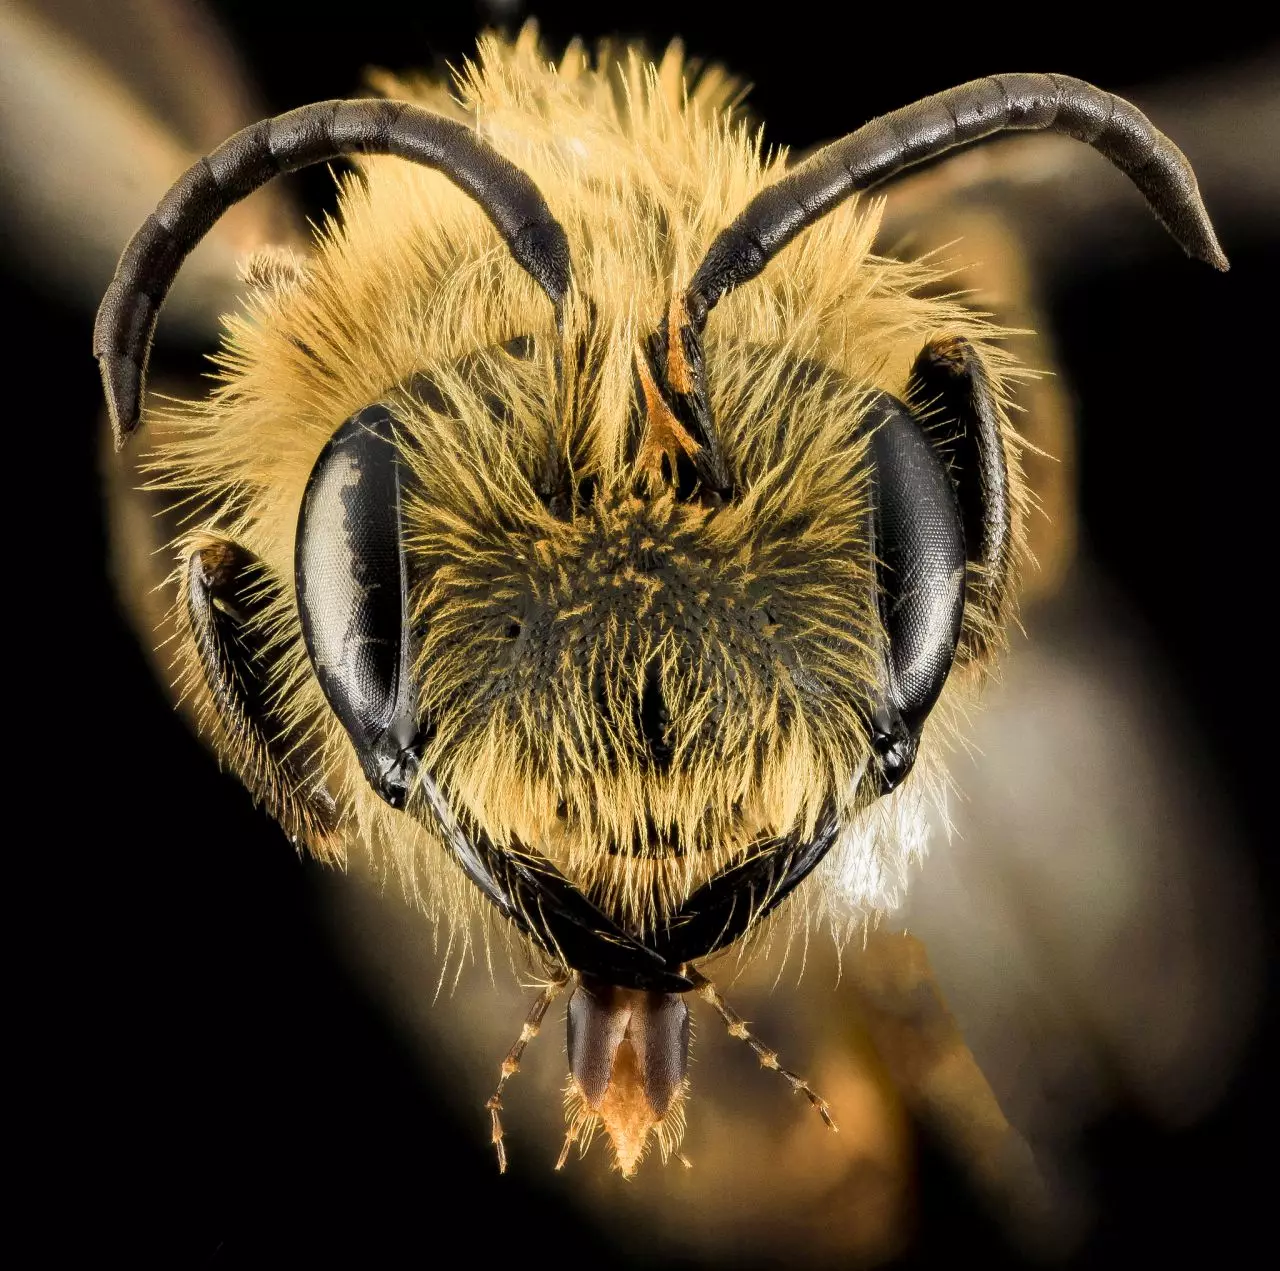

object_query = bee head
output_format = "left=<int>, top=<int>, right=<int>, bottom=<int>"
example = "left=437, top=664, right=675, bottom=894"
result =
left=139, top=46, right=998, bottom=938
left=100, top=31, right=1226, bottom=1176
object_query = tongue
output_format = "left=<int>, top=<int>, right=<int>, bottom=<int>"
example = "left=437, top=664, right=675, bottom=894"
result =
left=565, top=977, right=691, bottom=1176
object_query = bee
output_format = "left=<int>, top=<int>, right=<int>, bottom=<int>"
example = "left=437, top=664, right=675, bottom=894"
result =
left=91, top=28, right=1225, bottom=1178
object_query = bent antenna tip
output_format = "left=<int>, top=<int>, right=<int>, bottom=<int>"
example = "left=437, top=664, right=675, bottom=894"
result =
left=98, top=354, right=142, bottom=449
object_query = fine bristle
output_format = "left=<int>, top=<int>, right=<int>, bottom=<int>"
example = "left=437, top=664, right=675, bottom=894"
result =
left=560, top=1069, right=690, bottom=1178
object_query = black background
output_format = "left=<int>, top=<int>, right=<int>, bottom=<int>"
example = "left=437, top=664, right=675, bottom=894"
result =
left=15, top=3, right=1276, bottom=1265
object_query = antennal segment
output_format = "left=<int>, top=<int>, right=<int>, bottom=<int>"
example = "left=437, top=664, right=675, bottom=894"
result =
left=95, top=98, right=572, bottom=445
left=689, top=73, right=1227, bottom=319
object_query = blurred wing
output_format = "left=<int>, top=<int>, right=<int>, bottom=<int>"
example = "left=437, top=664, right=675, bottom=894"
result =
left=0, top=0, right=303, bottom=691
left=898, top=577, right=1260, bottom=1143
left=0, top=0, right=295, bottom=337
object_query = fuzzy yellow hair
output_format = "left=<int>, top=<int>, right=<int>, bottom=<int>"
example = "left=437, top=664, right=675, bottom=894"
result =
left=147, top=25, right=1027, bottom=942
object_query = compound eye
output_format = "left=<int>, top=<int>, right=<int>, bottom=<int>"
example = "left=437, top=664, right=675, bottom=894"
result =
left=295, top=404, right=422, bottom=807
left=864, top=392, right=967, bottom=793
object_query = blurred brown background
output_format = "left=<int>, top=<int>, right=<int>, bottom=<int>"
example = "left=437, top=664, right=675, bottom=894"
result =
left=5, top=1, right=1276, bottom=1264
